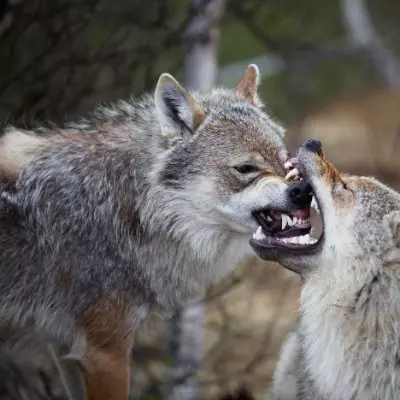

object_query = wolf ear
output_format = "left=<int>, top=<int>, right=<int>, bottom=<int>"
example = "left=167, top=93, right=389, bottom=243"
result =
left=155, top=73, right=206, bottom=139
left=236, top=64, right=262, bottom=106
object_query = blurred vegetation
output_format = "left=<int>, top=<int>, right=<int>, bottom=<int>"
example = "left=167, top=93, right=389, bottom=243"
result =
left=0, top=0, right=399, bottom=126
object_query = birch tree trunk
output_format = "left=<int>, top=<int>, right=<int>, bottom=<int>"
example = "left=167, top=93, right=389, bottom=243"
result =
left=164, top=1, right=226, bottom=399
left=341, top=0, right=400, bottom=89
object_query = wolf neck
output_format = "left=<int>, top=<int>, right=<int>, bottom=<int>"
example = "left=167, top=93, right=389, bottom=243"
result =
left=300, top=261, right=400, bottom=399
left=139, top=184, right=252, bottom=309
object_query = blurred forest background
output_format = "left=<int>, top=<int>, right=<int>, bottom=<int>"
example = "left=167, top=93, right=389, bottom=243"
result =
left=1, top=0, right=400, bottom=399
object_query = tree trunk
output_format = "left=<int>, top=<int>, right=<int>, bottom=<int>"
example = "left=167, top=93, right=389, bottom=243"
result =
left=164, top=1, right=226, bottom=399
left=341, top=0, right=400, bottom=89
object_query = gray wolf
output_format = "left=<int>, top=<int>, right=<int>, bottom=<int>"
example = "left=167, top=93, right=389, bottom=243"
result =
left=0, top=65, right=311, bottom=399
left=251, top=139, right=400, bottom=399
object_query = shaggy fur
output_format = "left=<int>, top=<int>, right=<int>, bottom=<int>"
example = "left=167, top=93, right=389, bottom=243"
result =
left=258, top=141, right=400, bottom=400
left=0, top=329, right=85, bottom=400
left=0, top=65, right=293, bottom=399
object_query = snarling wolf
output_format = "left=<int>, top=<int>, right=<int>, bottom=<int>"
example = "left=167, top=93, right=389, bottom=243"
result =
left=252, top=139, right=400, bottom=400
left=0, top=65, right=312, bottom=399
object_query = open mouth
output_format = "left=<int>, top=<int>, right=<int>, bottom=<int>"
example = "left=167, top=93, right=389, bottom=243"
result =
left=250, top=160, right=324, bottom=253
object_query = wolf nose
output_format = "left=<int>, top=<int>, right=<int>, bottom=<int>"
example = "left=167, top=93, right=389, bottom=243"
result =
left=287, top=180, right=313, bottom=209
left=303, top=139, right=322, bottom=154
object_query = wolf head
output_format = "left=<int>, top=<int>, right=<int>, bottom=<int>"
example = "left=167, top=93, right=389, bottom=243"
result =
left=251, top=138, right=400, bottom=278
left=0, top=65, right=309, bottom=280
left=151, top=65, right=308, bottom=247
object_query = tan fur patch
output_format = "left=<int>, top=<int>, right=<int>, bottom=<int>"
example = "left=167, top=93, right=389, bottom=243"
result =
left=81, top=345, right=131, bottom=400
left=350, top=178, right=376, bottom=190
left=323, top=161, right=341, bottom=185
left=188, top=96, right=206, bottom=128
left=0, top=128, right=47, bottom=180
left=81, top=297, right=132, bottom=349
left=80, top=298, right=134, bottom=400
left=236, top=65, right=259, bottom=104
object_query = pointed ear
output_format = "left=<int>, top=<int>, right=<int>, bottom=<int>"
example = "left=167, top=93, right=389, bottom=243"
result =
left=155, top=73, right=206, bottom=139
left=236, top=64, right=262, bottom=106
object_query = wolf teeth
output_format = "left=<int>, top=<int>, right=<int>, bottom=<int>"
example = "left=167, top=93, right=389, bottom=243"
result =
left=281, top=214, right=288, bottom=230
left=278, top=234, right=317, bottom=245
left=284, top=160, right=293, bottom=170
left=311, top=196, right=319, bottom=214
left=287, top=216, right=294, bottom=227
left=253, top=226, right=266, bottom=240
left=300, top=235, right=310, bottom=244
left=285, top=168, right=299, bottom=181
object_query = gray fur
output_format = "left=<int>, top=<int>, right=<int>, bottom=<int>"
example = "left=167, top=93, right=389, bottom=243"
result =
left=268, top=145, right=400, bottom=399
left=0, top=69, right=290, bottom=362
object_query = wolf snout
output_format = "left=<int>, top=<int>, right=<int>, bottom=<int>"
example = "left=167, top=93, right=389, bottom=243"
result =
left=303, top=139, right=322, bottom=154
left=287, top=180, right=313, bottom=209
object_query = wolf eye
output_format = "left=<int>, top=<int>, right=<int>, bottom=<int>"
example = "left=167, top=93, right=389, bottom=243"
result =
left=341, top=181, right=351, bottom=191
left=233, top=165, right=260, bottom=174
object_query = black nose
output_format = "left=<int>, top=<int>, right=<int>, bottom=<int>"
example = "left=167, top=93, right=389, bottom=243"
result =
left=287, top=180, right=313, bottom=208
left=303, top=139, right=322, bottom=154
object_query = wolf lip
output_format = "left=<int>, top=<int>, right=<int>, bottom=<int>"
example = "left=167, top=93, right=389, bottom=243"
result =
left=251, top=158, right=323, bottom=255
left=250, top=234, right=321, bottom=254
left=252, top=208, right=312, bottom=239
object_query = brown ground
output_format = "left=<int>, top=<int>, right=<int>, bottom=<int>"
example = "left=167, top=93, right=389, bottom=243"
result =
left=201, top=259, right=300, bottom=399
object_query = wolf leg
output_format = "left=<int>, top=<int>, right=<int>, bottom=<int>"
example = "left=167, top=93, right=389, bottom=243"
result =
left=79, top=298, right=134, bottom=400
left=81, top=344, right=132, bottom=400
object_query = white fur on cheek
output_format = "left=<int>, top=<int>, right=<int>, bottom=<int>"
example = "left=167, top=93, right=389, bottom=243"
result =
left=215, top=177, right=288, bottom=233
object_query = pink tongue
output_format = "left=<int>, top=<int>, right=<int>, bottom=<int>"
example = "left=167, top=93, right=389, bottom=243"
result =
left=293, top=209, right=310, bottom=218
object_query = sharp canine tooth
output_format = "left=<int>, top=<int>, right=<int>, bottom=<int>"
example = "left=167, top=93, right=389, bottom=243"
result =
left=285, top=168, right=299, bottom=181
left=282, top=214, right=288, bottom=230
left=311, top=196, right=317, bottom=209
left=311, top=196, right=320, bottom=214
left=284, top=161, right=293, bottom=170
left=287, top=216, right=293, bottom=226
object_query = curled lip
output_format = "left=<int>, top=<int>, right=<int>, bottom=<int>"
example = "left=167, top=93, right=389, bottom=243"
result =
left=249, top=154, right=325, bottom=255
left=252, top=208, right=312, bottom=239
